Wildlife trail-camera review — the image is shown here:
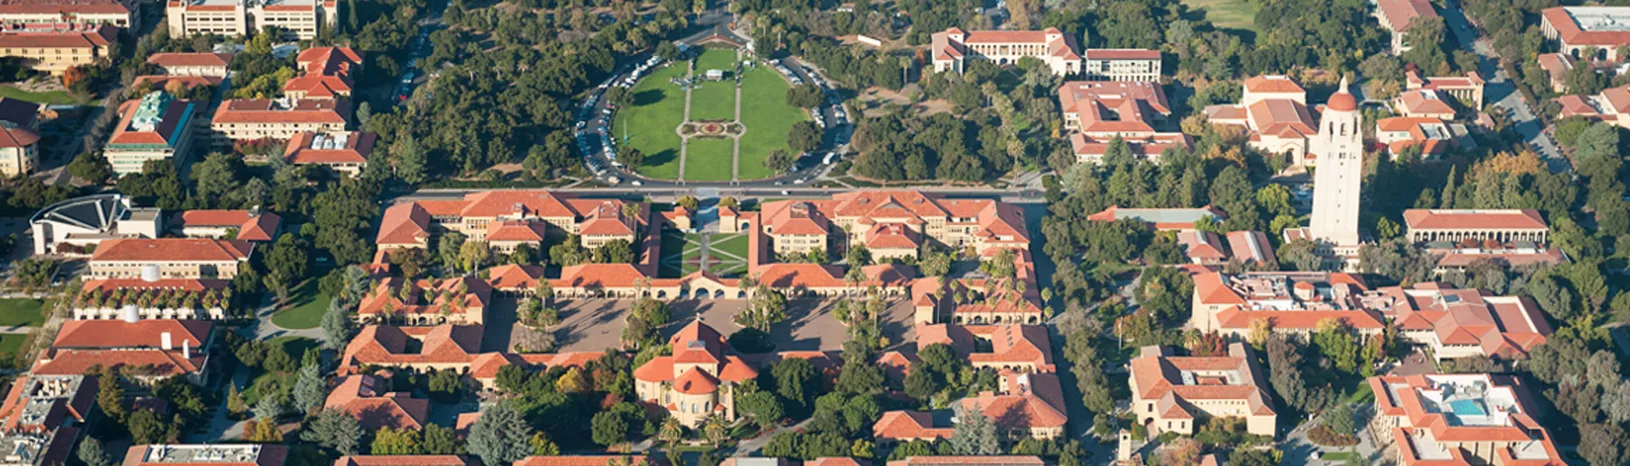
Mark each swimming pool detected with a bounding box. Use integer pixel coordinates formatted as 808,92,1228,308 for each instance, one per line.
1449,399,1487,416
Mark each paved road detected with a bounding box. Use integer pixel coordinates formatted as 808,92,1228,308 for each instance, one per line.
1441,0,1569,173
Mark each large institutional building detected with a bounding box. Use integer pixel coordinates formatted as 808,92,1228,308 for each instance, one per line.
1057,80,1191,163
1372,0,1438,54
210,98,350,143
758,191,1029,260
105,91,198,176
0,24,116,75
929,27,1082,76
1082,49,1161,82
1541,6,1630,62
1204,75,1318,164
632,321,757,427
166,0,338,39
377,190,644,252
1129,343,1276,438
1369,374,1564,465
0,97,40,177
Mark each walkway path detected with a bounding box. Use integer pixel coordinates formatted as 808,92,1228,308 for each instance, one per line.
731,48,744,182
697,234,712,274
252,294,326,341
677,62,695,182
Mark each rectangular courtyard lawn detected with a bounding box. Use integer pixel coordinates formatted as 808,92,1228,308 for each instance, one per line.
272,280,328,330
737,66,808,180
684,138,736,181
695,47,739,75
1182,0,1259,32
614,64,688,179
658,230,687,278
0,86,83,105
0,299,46,327
688,81,736,121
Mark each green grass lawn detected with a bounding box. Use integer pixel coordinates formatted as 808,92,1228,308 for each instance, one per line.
658,230,688,278
1182,0,1259,32
0,86,83,105
684,138,736,181
737,66,807,180
710,233,749,260
0,334,26,361
688,81,737,121
615,64,688,180
681,233,703,276
272,281,327,330
0,299,46,327
243,371,295,406
695,47,738,75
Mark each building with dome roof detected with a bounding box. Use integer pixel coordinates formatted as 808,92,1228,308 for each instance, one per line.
633,320,760,427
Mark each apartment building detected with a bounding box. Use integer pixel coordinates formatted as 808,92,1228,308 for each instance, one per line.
1401,209,1549,244
1368,374,1563,465
0,97,40,176
758,191,1030,259
1373,0,1437,53
283,131,373,176
1129,343,1276,437
87,238,254,279
633,320,758,427
145,52,231,77
1082,49,1160,81
1542,6,1630,62
1204,75,1319,164
210,98,349,142
0,24,114,74
376,190,643,251
929,27,1082,76
166,0,337,39
105,91,198,176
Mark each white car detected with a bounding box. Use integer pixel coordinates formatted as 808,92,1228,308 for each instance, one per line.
631,180,643,186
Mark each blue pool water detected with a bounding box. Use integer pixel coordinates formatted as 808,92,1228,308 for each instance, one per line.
1449,399,1486,416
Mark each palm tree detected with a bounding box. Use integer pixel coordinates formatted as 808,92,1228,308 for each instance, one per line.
702,414,729,445
659,417,684,445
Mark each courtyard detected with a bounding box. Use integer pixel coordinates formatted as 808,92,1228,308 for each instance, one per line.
612,47,807,182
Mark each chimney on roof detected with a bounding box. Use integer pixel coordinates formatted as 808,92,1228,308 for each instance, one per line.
161,332,173,351
183,339,191,360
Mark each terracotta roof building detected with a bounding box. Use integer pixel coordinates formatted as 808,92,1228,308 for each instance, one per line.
284,46,360,99
1402,209,1548,244
1082,49,1160,82
376,190,644,252
354,275,492,326
0,24,115,75
759,191,1029,261
910,257,1044,326
35,319,214,384
1555,84,1630,128
1369,283,1552,361
885,457,1042,466
514,456,652,466
166,0,337,39
145,52,231,77
210,98,350,143
105,91,199,176
875,372,1066,443
1422,242,1567,275
1057,80,1189,164
88,238,253,279
1405,70,1485,112
176,209,281,242
0,0,136,31
1536,53,1573,93
1188,271,1385,337
1204,75,1320,166
0,96,40,176
73,277,231,320
1177,231,1228,265
338,324,483,374
916,324,1054,373
633,320,759,428
324,374,429,430
1224,231,1277,266
1542,6,1630,62
283,131,373,176
929,27,1081,76
1375,116,1460,157
0,374,96,466
123,444,288,466
1129,343,1275,438
332,456,472,466
1368,374,1563,465
1086,205,1224,231
1373,0,1437,53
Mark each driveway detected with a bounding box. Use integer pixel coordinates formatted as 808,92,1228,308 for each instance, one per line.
1441,0,1569,173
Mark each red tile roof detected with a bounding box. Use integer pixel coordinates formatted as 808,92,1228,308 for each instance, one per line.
91,238,253,263
340,325,483,372
284,131,374,165
124,445,289,466
0,25,114,49
1375,0,1437,32
1543,7,1630,47
53,319,211,350
324,374,429,430
333,456,471,466
212,98,350,124
1402,209,1547,231
1243,75,1305,94
376,203,431,246
513,456,650,466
